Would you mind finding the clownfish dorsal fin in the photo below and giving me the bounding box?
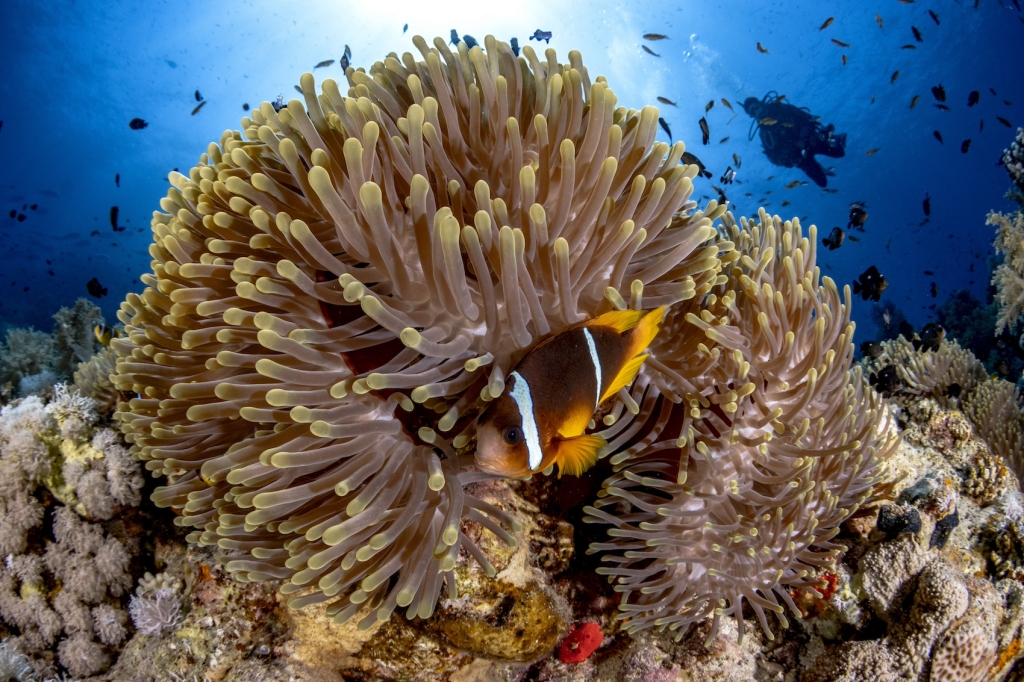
[553,433,606,478]
[586,308,648,333]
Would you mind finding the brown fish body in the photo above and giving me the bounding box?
[475,308,667,478]
[191,100,207,115]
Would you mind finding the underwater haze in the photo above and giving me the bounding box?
[0,0,1022,340]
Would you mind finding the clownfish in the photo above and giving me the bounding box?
[475,306,668,478]
[93,323,121,346]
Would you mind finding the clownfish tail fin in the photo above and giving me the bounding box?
[554,434,606,478]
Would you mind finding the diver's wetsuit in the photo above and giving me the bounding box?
[742,94,846,187]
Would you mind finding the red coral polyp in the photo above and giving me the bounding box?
[558,622,603,663]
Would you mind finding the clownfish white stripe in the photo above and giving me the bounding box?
[583,328,602,410]
[509,371,544,471]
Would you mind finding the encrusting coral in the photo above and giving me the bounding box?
[583,209,900,643]
[111,35,727,630]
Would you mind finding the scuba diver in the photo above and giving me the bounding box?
[741,92,846,187]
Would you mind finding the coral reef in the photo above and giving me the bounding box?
[1004,127,1024,194]
[0,328,54,392]
[584,209,899,643]
[72,346,119,415]
[0,384,144,678]
[992,209,1024,336]
[111,34,726,629]
[51,299,103,380]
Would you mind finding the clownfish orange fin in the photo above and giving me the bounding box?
[553,434,606,478]
[596,306,668,404]
[587,308,647,333]
[600,353,649,404]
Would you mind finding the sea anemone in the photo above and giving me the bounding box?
[584,209,899,644]
[964,378,1024,478]
[865,336,985,407]
[111,36,724,627]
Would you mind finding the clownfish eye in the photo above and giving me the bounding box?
[502,426,523,446]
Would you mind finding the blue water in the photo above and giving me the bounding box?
[1,0,1021,343]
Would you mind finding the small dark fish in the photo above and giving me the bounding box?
[16,214,25,222]
[967,91,980,107]
[929,10,940,24]
[961,139,971,153]
[194,89,202,101]
[772,94,788,103]
[294,85,303,94]
[848,202,868,229]
[344,45,351,59]
[699,117,709,145]
[823,188,839,194]
[450,29,460,45]
[8,209,14,218]
[756,42,769,53]
[876,14,884,29]
[842,54,848,66]
[945,383,962,399]
[980,119,985,132]
[403,23,408,33]
[914,322,945,351]
[643,33,669,40]
[658,117,672,142]
[314,59,335,69]
[760,117,778,125]
[1006,99,1014,106]
[929,282,938,298]
[931,84,946,102]
[110,205,119,231]
[997,116,1012,127]
[869,366,903,396]
[242,103,250,111]
[128,118,148,130]
[530,29,552,43]
[462,35,479,49]
[642,45,660,57]
[115,173,120,188]
[923,193,930,216]
[924,270,934,276]
[682,152,712,179]
[831,38,850,47]
[705,100,714,113]
[934,104,949,111]
[86,277,108,299]
[657,97,677,107]
[910,95,920,109]
[912,26,923,42]
[818,17,834,31]
[866,148,880,156]
[901,44,917,50]
[933,130,943,143]
[510,37,520,57]
[340,54,350,70]
[733,153,741,168]
[822,226,845,251]
[721,98,733,111]
[720,166,736,185]
[890,71,900,84]
[719,136,730,144]
[785,180,801,189]
[991,87,998,96]
[861,341,884,359]
[191,100,207,115]
[853,265,887,302]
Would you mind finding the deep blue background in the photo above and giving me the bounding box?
[1,0,1021,342]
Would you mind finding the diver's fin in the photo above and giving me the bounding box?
[553,434,606,478]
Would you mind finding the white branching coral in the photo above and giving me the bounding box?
[1004,127,1024,193]
[111,35,725,627]
[991,209,1024,335]
[45,385,98,443]
[585,209,899,643]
